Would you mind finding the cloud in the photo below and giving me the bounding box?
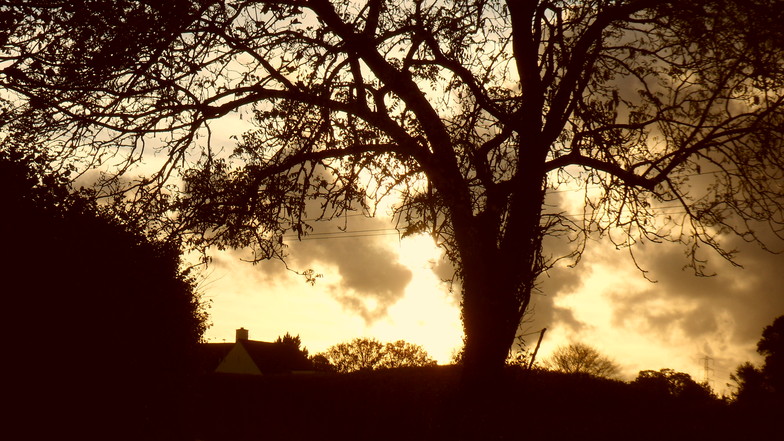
[576,228,784,381]
[285,214,413,324]
[605,232,784,345]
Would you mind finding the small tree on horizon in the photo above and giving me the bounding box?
[323,337,387,373]
[380,340,438,369]
[319,337,437,373]
[632,368,715,402]
[545,342,621,378]
[276,332,310,358]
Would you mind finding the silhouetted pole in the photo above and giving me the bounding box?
[528,328,547,369]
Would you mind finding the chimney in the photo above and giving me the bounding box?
[236,327,249,342]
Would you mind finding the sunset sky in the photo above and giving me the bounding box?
[157,109,784,398]
[200,201,784,394]
[3,1,780,399]
[64,103,767,397]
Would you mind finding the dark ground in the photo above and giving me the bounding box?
[187,366,777,441]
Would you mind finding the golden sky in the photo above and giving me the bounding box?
[190,114,784,397]
[201,213,782,396]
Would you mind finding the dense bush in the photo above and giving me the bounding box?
[1,148,208,440]
[193,366,746,441]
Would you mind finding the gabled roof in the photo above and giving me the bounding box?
[201,339,311,375]
[238,340,312,374]
[199,342,234,373]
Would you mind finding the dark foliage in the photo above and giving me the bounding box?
[192,366,758,441]
[3,0,784,385]
[309,353,336,372]
[318,337,437,372]
[275,332,310,359]
[757,316,784,398]
[632,368,715,403]
[0,147,208,440]
[731,316,784,414]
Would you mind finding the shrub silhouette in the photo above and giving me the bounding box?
[1,148,207,440]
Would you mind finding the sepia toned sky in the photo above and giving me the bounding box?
[186,113,784,396]
[200,207,784,394]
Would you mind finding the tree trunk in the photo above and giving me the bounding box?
[456,166,548,388]
[461,264,523,381]
[453,194,545,439]
[456,253,535,440]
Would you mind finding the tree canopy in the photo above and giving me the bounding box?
[2,0,784,380]
[632,368,714,402]
[732,315,784,406]
[319,337,437,372]
[545,342,620,378]
[276,332,310,358]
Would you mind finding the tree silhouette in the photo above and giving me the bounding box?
[320,337,436,372]
[379,340,438,369]
[732,315,784,406]
[322,338,387,373]
[632,368,714,402]
[545,342,620,378]
[757,315,784,398]
[276,332,310,358]
[310,353,336,372]
[3,0,784,381]
[0,142,208,440]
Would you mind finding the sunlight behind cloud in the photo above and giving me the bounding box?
[202,232,463,364]
[369,234,463,363]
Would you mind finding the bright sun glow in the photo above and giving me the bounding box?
[369,234,463,363]
[203,231,463,364]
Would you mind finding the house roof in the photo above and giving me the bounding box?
[199,342,235,373]
[201,339,311,375]
[238,340,312,374]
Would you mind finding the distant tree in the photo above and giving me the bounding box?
[322,338,387,373]
[276,332,310,358]
[757,316,784,397]
[310,353,336,373]
[380,340,437,369]
[273,332,313,371]
[632,368,714,402]
[0,144,208,440]
[545,342,620,378]
[320,337,437,373]
[732,315,784,406]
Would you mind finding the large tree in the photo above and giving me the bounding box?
[2,0,784,383]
